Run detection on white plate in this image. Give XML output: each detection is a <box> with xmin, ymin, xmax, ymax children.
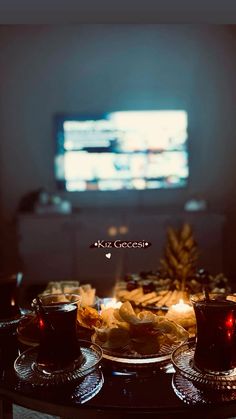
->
<box><xmin>91</xmin><ymin>333</ymin><xmax>187</xmax><ymax>365</ymax></box>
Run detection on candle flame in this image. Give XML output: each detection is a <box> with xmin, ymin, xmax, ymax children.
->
<box><xmin>101</xmin><ymin>298</ymin><xmax>122</xmax><ymax>311</ymax></box>
<box><xmin>171</xmin><ymin>299</ymin><xmax>192</xmax><ymax>314</ymax></box>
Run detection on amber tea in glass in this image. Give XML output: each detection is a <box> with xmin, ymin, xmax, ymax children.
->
<box><xmin>191</xmin><ymin>293</ymin><xmax>236</xmax><ymax>374</ymax></box>
<box><xmin>32</xmin><ymin>294</ymin><xmax>82</xmax><ymax>373</ymax></box>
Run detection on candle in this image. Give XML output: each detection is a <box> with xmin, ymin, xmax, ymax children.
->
<box><xmin>11</xmin><ymin>298</ymin><xmax>16</xmax><ymax>306</ymax></box>
<box><xmin>171</xmin><ymin>299</ymin><xmax>193</xmax><ymax>314</ymax></box>
<box><xmin>166</xmin><ymin>299</ymin><xmax>196</xmax><ymax>332</ymax></box>
<box><xmin>100</xmin><ymin>298</ymin><xmax>122</xmax><ymax>312</ymax></box>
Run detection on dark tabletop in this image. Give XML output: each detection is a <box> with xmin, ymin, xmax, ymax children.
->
<box><xmin>1</xmin><ymin>330</ymin><xmax>236</xmax><ymax>419</ymax></box>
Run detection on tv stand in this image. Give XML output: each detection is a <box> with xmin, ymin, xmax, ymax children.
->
<box><xmin>17</xmin><ymin>211</ymin><xmax>225</xmax><ymax>291</ymax></box>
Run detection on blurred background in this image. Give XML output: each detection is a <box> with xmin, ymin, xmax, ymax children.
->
<box><xmin>0</xmin><ymin>24</ymin><xmax>236</xmax><ymax>293</ymax></box>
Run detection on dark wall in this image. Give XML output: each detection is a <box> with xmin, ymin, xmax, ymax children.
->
<box><xmin>0</xmin><ymin>24</ymin><xmax>236</xmax><ymax>276</ymax></box>
<box><xmin>0</xmin><ymin>25</ymin><xmax>236</xmax><ymax>212</ymax></box>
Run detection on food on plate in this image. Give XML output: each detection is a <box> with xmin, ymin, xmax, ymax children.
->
<box><xmin>43</xmin><ymin>281</ymin><xmax>96</xmax><ymax>307</ymax></box>
<box><xmin>118</xmin><ymin>301</ymin><xmax>139</xmax><ymax>324</ymax></box>
<box><xmin>116</xmin><ymin>286</ymin><xmax>189</xmax><ymax>309</ymax></box>
<box><xmin>43</xmin><ymin>281</ymin><xmax>80</xmax><ymax>295</ymax></box>
<box><xmin>93</xmin><ymin>301</ymin><xmax>188</xmax><ymax>356</ymax></box>
<box><xmin>165</xmin><ymin>303</ymin><xmax>196</xmax><ymax>333</ymax></box>
<box><xmin>94</xmin><ymin>327</ymin><xmax>130</xmax><ymax>350</ymax></box>
<box><xmin>117</xmin><ymin>269</ymin><xmax>231</xmax><ymax>307</ymax></box>
<box><xmin>76</xmin><ymin>284</ymin><xmax>96</xmax><ymax>307</ymax></box>
<box><xmin>132</xmin><ymin>336</ymin><xmax>160</xmax><ymax>355</ymax></box>
<box><xmin>77</xmin><ymin>305</ymin><xmax>102</xmax><ymax>329</ymax></box>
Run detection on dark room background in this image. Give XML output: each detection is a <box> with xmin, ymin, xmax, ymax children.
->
<box><xmin>0</xmin><ymin>24</ymin><xmax>236</xmax><ymax>284</ymax></box>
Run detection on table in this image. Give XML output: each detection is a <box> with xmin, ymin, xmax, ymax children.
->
<box><xmin>1</xmin><ymin>332</ymin><xmax>236</xmax><ymax>419</ymax></box>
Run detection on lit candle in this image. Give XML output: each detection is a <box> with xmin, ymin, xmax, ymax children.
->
<box><xmin>171</xmin><ymin>299</ymin><xmax>193</xmax><ymax>314</ymax></box>
<box><xmin>166</xmin><ymin>299</ymin><xmax>196</xmax><ymax>332</ymax></box>
<box><xmin>100</xmin><ymin>298</ymin><xmax>122</xmax><ymax>312</ymax></box>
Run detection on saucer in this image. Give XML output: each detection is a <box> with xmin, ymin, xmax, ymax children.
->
<box><xmin>0</xmin><ymin>312</ymin><xmax>24</xmax><ymax>331</ymax></box>
<box><xmin>172</xmin><ymin>372</ymin><xmax>236</xmax><ymax>404</ymax></box>
<box><xmin>14</xmin><ymin>340</ymin><xmax>103</xmax><ymax>386</ymax></box>
<box><xmin>72</xmin><ymin>368</ymin><xmax>104</xmax><ymax>404</ymax></box>
<box><xmin>15</xmin><ymin>368</ymin><xmax>104</xmax><ymax>404</ymax></box>
<box><xmin>171</xmin><ymin>341</ymin><xmax>236</xmax><ymax>390</ymax></box>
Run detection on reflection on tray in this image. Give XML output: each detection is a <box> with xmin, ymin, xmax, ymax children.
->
<box><xmin>172</xmin><ymin>372</ymin><xmax>236</xmax><ymax>404</ymax></box>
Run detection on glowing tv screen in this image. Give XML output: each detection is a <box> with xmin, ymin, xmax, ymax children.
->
<box><xmin>55</xmin><ymin>110</ymin><xmax>188</xmax><ymax>191</ymax></box>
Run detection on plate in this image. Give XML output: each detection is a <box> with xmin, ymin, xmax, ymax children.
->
<box><xmin>14</xmin><ymin>340</ymin><xmax>103</xmax><ymax>386</ymax></box>
<box><xmin>171</xmin><ymin>341</ymin><xmax>236</xmax><ymax>389</ymax></box>
<box><xmin>91</xmin><ymin>333</ymin><xmax>187</xmax><ymax>365</ymax></box>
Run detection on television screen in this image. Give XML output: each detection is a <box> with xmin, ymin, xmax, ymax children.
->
<box><xmin>55</xmin><ymin>110</ymin><xmax>188</xmax><ymax>191</ymax></box>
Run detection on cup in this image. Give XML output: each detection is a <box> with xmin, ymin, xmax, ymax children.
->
<box><xmin>32</xmin><ymin>293</ymin><xmax>83</xmax><ymax>374</ymax></box>
<box><xmin>191</xmin><ymin>293</ymin><xmax>236</xmax><ymax>375</ymax></box>
<box><xmin>0</xmin><ymin>272</ymin><xmax>22</xmax><ymax>320</ymax></box>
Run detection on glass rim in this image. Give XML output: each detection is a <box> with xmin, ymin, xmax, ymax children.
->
<box><xmin>32</xmin><ymin>293</ymin><xmax>82</xmax><ymax>309</ymax></box>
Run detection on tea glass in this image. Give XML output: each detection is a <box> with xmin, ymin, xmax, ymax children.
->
<box><xmin>191</xmin><ymin>293</ymin><xmax>236</xmax><ymax>375</ymax></box>
<box><xmin>32</xmin><ymin>293</ymin><xmax>83</xmax><ymax>374</ymax></box>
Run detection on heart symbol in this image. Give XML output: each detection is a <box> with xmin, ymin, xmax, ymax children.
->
<box><xmin>106</xmin><ymin>253</ymin><xmax>111</xmax><ymax>259</ymax></box>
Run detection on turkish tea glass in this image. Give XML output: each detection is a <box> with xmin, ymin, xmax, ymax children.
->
<box><xmin>32</xmin><ymin>293</ymin><xmax>83</xmax><ymax>374</ymax></box>
<box><xmin>191</xmin><ymin>293</ymin><xmax>236</xmax><ymax>375</ymax></box>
